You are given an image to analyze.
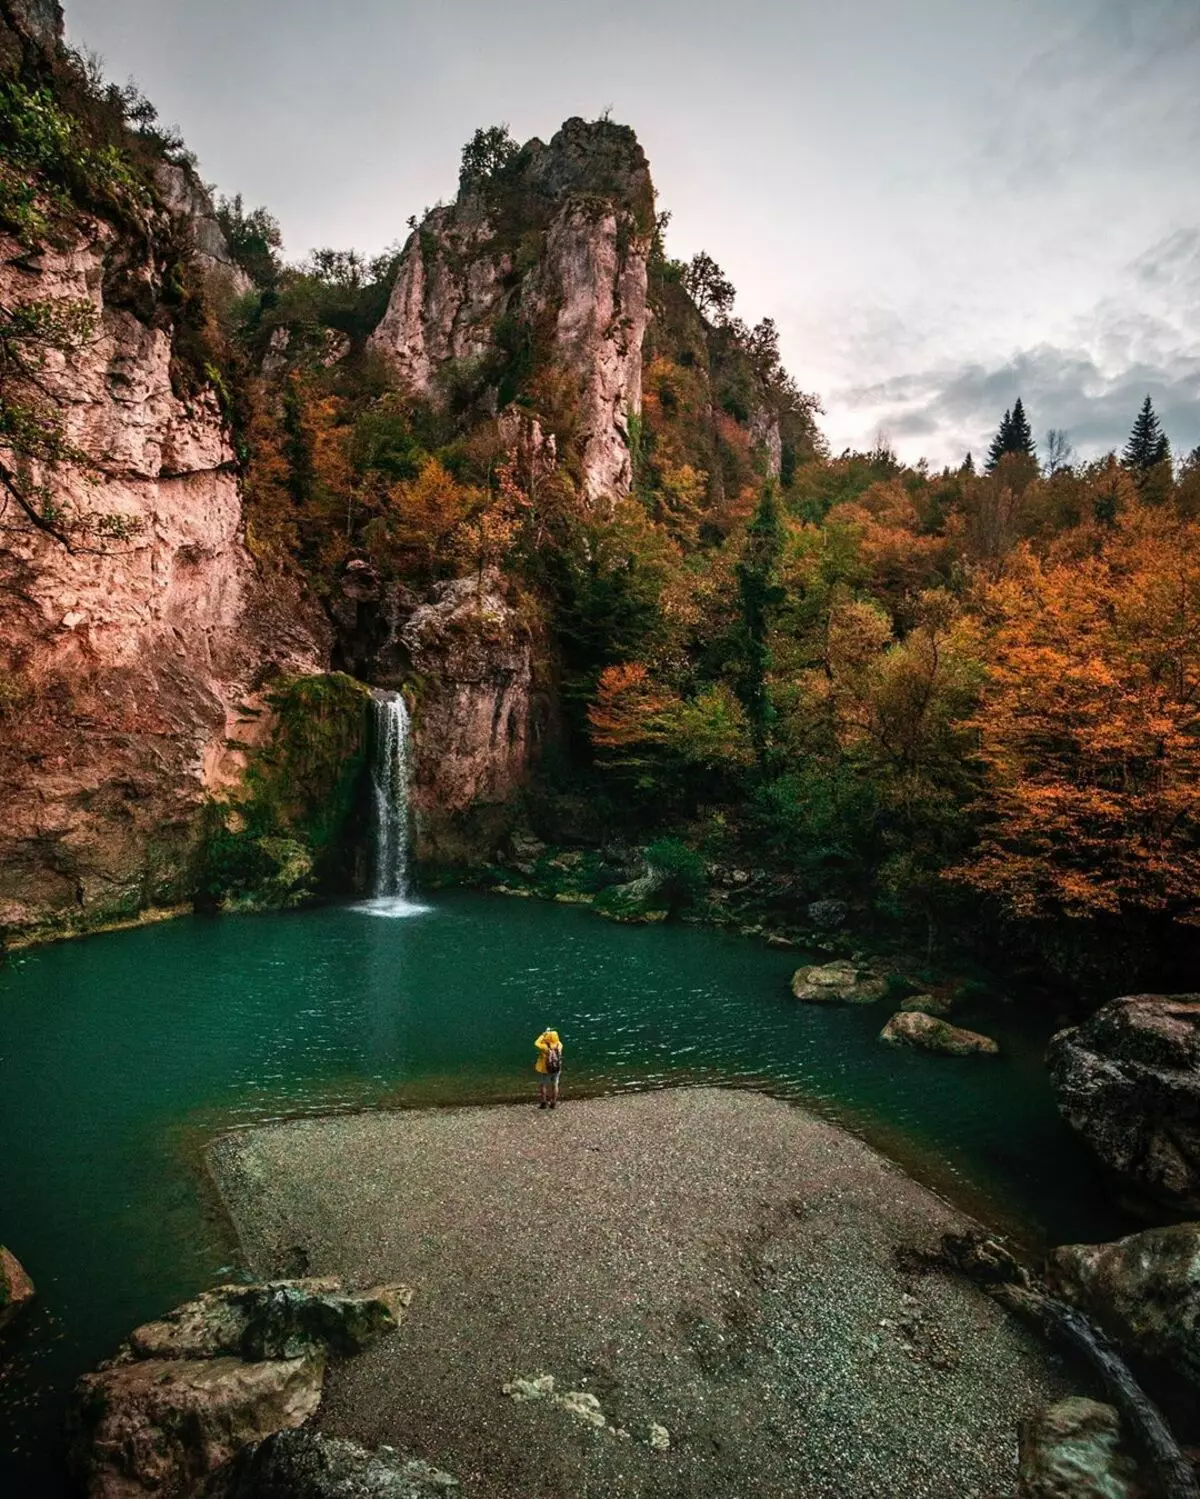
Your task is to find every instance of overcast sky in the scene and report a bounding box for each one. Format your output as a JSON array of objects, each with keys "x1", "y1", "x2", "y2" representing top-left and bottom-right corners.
[{"x1": 67, "y1": 0, "x2": 1200, "y2": 467}]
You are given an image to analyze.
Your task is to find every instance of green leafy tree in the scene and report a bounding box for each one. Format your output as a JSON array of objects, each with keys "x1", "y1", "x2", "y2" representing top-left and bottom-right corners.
[
  {"x1": 682, "y1": 251, "x2": 736, "y2": 321},
  {"x1": 458, "y1": 125, "x2": 519, "y2": 190},
  {"x1": 215, "y1": 194, "x2": 282, "y2": 287},
  {"x1": 734, "y1": 482, "x2": 786, "y2": 755}
]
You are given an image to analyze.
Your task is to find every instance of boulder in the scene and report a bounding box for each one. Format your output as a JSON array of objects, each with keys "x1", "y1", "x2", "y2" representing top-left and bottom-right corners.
[
  {"x1": 1044, "y1": 1222, "x2": 1200, "y2": 1397},
  {"x1": 880, "y1": 1010, "x2": 999, "y2": 1056},
  {"x1": 74, "y1": 1353, "x2": 325, "y2": 1499},
  {"x1": 806, "y1": 898, "x2": 849, "y2": 930},
  {"x1": 791, "y1": 960, "x2": 885, "y2": 1004},
  {"x1": 128, "y1": 1279, "x2": 412, "y2": 1362},
  {"x1": 1017, "y1": 1397, "x2": 1147, "y2": 1498},
  {"x1": 201, "y1": 1429, "x2": 458, "y2": 1498},
  {"x1": 899, "y1": 992, "x2": 953, "y2": 1017},
  {"x1": 73, "y1": 1279, "x2": 411, "y2": 1498},
  {"x1": 0, "y1": 1244, "x2": 35, "y2": 1332},
  {"x1": 1046, "y1": 994, "x2": 1200, "y2": 1216}
]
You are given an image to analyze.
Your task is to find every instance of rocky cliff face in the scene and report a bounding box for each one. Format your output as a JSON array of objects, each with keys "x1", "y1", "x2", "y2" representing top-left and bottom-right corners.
[
  {"x1": 329, "y1": 566, "x2": 549, "y2": 862},
  {"x1": 0, "y1": 218, "x2": 328, "y2": 940},
  {"x1": 0, "y1": 9, "x2": 329, "y2": 942},
  {"x1": 369, "y1": 118, "x2": 654, "y2": 510}
]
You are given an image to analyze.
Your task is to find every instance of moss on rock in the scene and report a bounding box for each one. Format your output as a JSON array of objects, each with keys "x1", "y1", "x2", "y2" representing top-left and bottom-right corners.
[{"x1": 195, "y1": 673, "x2": 371, "y2": 911}]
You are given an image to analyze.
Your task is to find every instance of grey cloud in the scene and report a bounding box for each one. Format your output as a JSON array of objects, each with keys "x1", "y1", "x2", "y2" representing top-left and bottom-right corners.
[{"x1": 837, "y1": 342, "x2": 1200, "y2": 462}]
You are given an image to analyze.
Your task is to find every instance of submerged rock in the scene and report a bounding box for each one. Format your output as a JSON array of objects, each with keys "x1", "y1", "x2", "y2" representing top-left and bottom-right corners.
[
  {"x1": 0, "y1": 1245, "x2": 35, "y2": 1333},
  {"x1": 74, "y1": 1353, "x2": 325, "y2": 1499},
  {"x1": 1017, "y1": 1397, "x2": 1146, "y2": 1498},
  {"x1": 1045, "y1": 1222, "x2": 1200, "y2": 1398},
  {"x1": 899, "y1": 992, "x2": 953, "y2": 1017},
  {"x1": 201, "y1": 1429, "x2": 458, "y2": 1498},
  {"x1": 1046, "y1": 994, "x2": 1200, "y2": 1216},
  {"x1": 880, "y1": 1010, "x2": 999, "y2": 1056},
  {"x1": 791, "y1": 960, "x2": 885, "y2": 1004}
]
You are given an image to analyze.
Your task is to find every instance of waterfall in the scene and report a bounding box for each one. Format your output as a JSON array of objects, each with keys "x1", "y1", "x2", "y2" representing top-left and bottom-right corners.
[{"x1": 361, "y1": 690, "x2": 425, "y2": 915}]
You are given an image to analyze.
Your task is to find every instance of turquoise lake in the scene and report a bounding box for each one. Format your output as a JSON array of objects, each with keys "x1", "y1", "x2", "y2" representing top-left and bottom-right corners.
[{"x1": 0, "y1": 892, "x2": 1127, "y2": 1494}]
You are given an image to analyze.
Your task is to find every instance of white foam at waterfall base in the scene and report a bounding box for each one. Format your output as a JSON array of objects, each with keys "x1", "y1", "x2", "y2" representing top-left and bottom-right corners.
[{"x1": 353, "y1": 691, "x2": 430, "y2": 919}]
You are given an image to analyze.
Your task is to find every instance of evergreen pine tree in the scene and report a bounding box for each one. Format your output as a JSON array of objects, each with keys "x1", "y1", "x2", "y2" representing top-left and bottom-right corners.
[
  {"x1": 985, "y1": 400, "x2": 1036, "y2": 471},
  {"x1": 985, "y1": 410, "x2": 1012, "y2": 472},
  {"x1": 1008, "y1": 398, "x2": 1035, "y2": 458},
  {"x1": 1122, "y1": 395, "x2": 1171, "y2": 475}
]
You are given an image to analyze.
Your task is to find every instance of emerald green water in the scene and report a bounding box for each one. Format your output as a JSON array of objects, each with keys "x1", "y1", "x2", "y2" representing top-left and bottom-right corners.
[{"x1": 0, "y1": 892, "x2": 1125, "y2": 1494}]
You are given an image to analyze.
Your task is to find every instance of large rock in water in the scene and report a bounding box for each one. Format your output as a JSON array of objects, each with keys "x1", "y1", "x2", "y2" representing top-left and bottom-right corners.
[
  {"x1": 73, "y1": 1279, "x2": 410, "y2": 1499},
  {"x1": 1046, "y1": 994, "x2": 1200, "y2": 1216},
  {"x1": 0, "y1": 1244, "x2": 35, "y2": 1331},
  {"x1": 201, "y1": 1429, "x2": 459, "y2": 1498},
  {"x1": 1044, "y1": 1222, "x2": 1200, "y2": 1398},
  {"x1": 74, "y1": 1353, "x2": 325, "y2": 1499},
  {"x1": 1017, "y1": 1398, "x2": 1147, "y2": 1498},
  {"x1": 790, "y1": 960, "x2": 885, "y2": 1004},
  {"x1": 880, "y1": 1010, "x2": 999, "y2": 1056}
]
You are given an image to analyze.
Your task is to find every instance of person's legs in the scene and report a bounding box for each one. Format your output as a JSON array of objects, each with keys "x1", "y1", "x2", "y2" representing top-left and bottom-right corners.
[
  {"x1": 549, "y1": 1073, "x2": 560, "y2": 1108},
  {"x1": 538, "y1": 1078, "x2": 548, "y2": 1108}
]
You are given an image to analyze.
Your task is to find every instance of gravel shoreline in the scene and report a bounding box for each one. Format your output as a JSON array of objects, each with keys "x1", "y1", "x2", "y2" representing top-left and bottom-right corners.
[{"x1": 208, "y1": 1087, "x2": 1072, "y2": 1498}]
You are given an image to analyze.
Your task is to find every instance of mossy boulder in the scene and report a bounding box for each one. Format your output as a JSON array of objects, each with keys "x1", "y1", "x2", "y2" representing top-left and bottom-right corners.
[
  {"x1": 791, "y1": 960, "x2": 885, "y2": 1005},
  {"x1": 1045, "y1": 1222, "x2": 1200, "y2": 1399},
  {"x1": 1017, "y1": 1397, "x2": 1146, "y2": 1498},
  {"x1": 195, "y1": 673, "x2": 371, "y2": 910},
  {"x1": 880, "y1": 1010, "x2": 999, "y2": 1056},
  {"x1": 127, "y1": 1279, "x2": 413, "y2": 1363},
  {"x1": 202, "y1": 1428, "x2": 459, "y2": 1497}
]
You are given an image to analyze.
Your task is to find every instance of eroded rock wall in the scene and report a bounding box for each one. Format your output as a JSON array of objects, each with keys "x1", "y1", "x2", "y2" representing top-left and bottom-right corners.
[
  {"x1": 0, "y1": 217, "x2": 328, "y2": 942},
  {"x1": 400, "y1": 572, "x2": 549, "y2": 861},
  {"x1": 369, "y1": 118, "x2": 653, "y2": 510}
]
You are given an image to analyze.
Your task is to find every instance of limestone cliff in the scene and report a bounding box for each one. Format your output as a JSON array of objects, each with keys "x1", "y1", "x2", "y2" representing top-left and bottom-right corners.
[
  {"x1": 369, "y1": 118, "x2": 654, "y2": 510},
  {"x1": 0, "y1": 6, "x2": 328, "y2": 941},
  {"x1": 0, "y1": 226, "x2": 328, "y2": 940},
  {"x1": 328, "y1": 561, "x2": 548, "y2": 862}
]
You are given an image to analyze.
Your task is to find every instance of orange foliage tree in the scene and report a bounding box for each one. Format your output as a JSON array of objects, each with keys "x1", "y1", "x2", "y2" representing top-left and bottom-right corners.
[{"x1": 958, "y1": 504, "x2": 1200, "y2": 924}]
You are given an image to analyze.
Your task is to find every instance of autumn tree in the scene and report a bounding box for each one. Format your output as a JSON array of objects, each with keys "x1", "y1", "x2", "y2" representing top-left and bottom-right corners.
[
  {"x1": 733, "y1": 482, "x2": 785, "y2": 754},
  {"x1": 958, "y1": 504, "x2": 1200, "y2": 926}
]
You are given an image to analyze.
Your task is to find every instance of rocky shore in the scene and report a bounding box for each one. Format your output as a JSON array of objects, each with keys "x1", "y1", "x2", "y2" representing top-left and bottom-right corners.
[{"x1": 209, "y1": 1089, "x2": 1073, "y2": 1499}]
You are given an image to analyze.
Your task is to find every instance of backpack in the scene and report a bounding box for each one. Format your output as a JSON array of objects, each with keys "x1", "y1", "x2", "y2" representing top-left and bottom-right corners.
[{"x1": 545, "y1": 1043, "x2": 562, "y2": 1075}]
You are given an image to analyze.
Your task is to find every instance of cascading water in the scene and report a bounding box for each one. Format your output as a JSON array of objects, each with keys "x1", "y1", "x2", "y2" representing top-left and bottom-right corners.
[{"x1": 360, "y1": 690, "x2": 426, "y2": 916}]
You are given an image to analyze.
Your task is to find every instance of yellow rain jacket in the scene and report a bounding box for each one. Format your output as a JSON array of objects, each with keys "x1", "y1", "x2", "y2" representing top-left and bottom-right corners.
[{"x1": 534, "y1": 1029, "x2": 562, "y2": 1074}]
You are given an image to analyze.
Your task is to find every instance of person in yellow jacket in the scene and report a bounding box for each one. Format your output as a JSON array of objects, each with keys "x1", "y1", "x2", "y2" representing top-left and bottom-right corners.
[{"x1": 534, "y1": 1027, "x2": 563, "y2": 1109}]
